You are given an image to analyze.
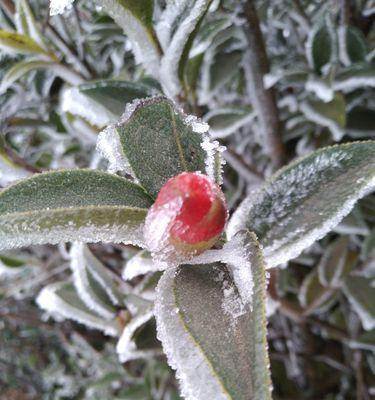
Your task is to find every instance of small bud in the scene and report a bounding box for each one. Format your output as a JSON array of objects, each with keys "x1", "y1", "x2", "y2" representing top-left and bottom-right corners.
[{"x1": 144, "y1": 172, "x2": 227, "y2": 265}]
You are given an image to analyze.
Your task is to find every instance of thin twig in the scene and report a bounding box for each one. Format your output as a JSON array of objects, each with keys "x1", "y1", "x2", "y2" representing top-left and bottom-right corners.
[
  {"x1": 223, "y1": 149, "x2": 263, "y2": 184},
  {"x1": 242, "y1": 1, "x2": 286, "y2": 170}
]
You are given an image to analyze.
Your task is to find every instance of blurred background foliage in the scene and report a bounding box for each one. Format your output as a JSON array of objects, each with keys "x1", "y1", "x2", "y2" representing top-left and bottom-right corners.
[{"x1": 0, "y1": 0, "x2": 374, "y2": 399}]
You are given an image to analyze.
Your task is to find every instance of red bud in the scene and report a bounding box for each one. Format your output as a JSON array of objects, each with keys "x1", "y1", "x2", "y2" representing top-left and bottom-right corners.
[{"x1": 144, "y1": 172, "x2": 227, "y2": 264}]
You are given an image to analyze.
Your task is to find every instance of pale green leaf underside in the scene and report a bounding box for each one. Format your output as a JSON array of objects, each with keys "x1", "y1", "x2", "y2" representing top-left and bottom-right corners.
[
  {"x1": 0, "y1": 169, "x2": 153, "y2": 250},
  {"x1": 227, "y1": 142, "x2": 375, "y2": 268},
  {"x1": 37, "y1": 281, "x2": 120, "y2": 336},
  {"x1": 155, "y1": 231, "x2": 271, "y2": 400},
  {"x1": 116, "y1": 97, "x2": 207, "y2": 198}
]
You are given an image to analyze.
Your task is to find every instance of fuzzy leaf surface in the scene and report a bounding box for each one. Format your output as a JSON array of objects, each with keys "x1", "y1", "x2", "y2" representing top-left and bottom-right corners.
[{"x1": 228, "y1": 142, "x2": 375, "y2": 268}]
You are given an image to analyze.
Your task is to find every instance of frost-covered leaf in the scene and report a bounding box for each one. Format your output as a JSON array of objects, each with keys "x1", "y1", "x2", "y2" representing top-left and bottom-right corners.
[
  {"x1": 108, "y1": 97, "x2": 211, "y2": 198},
  {"x1": 342, "y1": 26, "x2": 367, "y2": 64},
  {"x1": 0, "y1": 60, "x2": 82, "y2": 94},
  {"x1": 333, "y1": 66, "x2": 375, "y2": 92},
  {"x1": 16, "y1": 0, "x2": 48, "y2": 49},
  {"x1": 300, "y1": 93, "x2": 346, "y2": 141},
  {"x1": 96, "y1": 0, "x2": 160, "y2": 76},
  {"x1": 123, "y1": 250, "x2": 161, "y2": 280},
  {"x1": 78, "y1": 80, "x2": 157, "y2": 116},
  {"x1": 50, "y1": 0, "x2": 74, "y2": 15},
  {"x1": 37, "y1": 281, "x2": 121, "y2": 336},
  {"x1": 208, "y1": 50, "x2": 242, "y2": 93},
  {"x1": 306, "y1": 20, "x2": 335, "y2": 73},
  {"x1": 116, "y1": 310, "x2": 157, "y2": 363},
  {"x1": 343, "y1": 274, "x2": 375, "y2": 331},
  {"x1": 0, "y1": 30, "x2": 51, "y2": 56},
  {"x1": 159, "y1": 0, "x2": 213, "y2": 97},
  {"x1": 204, "y1": 106, "x2": 254, "y2": 138},
  {"x1": 61, "y1": 87, "x2": 119, "y2": 127},
  {"x1": 299, "y1": 269, "x2": 336, "y2": 312},
  {"x1": 155, "y1": 231, "x2": 271, "y2": 400},
  {"x1": 318, "y1": 236, "x2": 350, "y2": 288},
  {"x1": 227, "y1": 142, "x2": 375, "y2": 268},
  {"x1": 0, "y1": 169, "x2": 153, "y2": 250},
  {"x1": 70, "y1": 243, "x2": 120, "y2": 319}
]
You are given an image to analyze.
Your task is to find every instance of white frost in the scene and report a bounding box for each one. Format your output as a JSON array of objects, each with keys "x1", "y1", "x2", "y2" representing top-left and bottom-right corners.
[
  {"x1": 70, "y1": 242, "x2": 117, "y2": 319},
  {"x1": 50, "y1": 0, "x2": 74, "y2": 15},
  {"x1": 123, "y1": 250, "x2": 163, "y2": 281},
  {"x1": 61, "y1": 87, "x2": 117, "y2": 127},
  {"x1": 116, "y1": 310, "x2": 157, "y2": 363}
]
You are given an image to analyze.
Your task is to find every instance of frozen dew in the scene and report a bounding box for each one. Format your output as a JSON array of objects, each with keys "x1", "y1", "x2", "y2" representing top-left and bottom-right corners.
[
  {"x1": 0, "y1": 209, "x2": 147, "y2": 251},
  {"x1": 50, "y1": 0, "x2": 74, "y2": 15},
  {"x1": 123, "y1": 250, "x2": 163, "y2": 281},
  {"x1": 184, "y1": 114, "x2": 210, "y2": 133},
  {"x1": 144, "y1": 197, "x2": 186, "y2": 270},
  {"x1": 96, "y1": 125, "x2": 133, "y2": 175},
  {"x1": 200, "y1": 135, "x2": 226, "y2": 185}
]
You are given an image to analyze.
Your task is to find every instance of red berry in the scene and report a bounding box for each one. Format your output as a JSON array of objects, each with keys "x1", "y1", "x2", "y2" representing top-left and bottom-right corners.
[{"x1": 144, "y1": 172, "x2": 227, "y2": 263}]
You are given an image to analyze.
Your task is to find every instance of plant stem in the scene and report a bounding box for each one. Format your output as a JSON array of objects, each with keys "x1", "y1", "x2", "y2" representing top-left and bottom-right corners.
[{"x1": 242, "y1": 1, "x2": 285, "y2": 170}]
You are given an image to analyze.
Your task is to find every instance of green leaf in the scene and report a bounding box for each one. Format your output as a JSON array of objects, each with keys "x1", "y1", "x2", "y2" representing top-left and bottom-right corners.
[
  {"x1": 333, "y1": 66, "x2": 375, "y2": 92},
  {"x1": 343, "y1": 274, "x2": 375, "y2": 331},
  {"x1": 318, "y1": 236, "x2": 350, "y2": 288},
  {"x1": 79, "y1": 80, "x2": 156, "y2": 116},
  {"x1": 227, "y1": 142, "x2": 375, "y2": 268},
  {"x1": 15, "y1": 0, "x2": 49, "y2": 51},
  {"x1": 155, "y1": 231, "x2": 271, "y2": 400},
  {"x1": 95, "y1": 0, "x2": 160, "y2": 74},
  {"x1": 0, "y1": 169, "x2": 153, "y2": 250},
  {"x1": 307, "y1": 20, "x2": 335, "y2": 73},
  {"x1": 299, "y1": 269, "x2": 336, "y2": 313},
  {"x1": 204, "y1": 106, "x2": 254, "y2": 138},
  {"x1": 300, "y1": 93, "x2": 346, "y2": 141},
  {"x1": 0, "y1": 30, "x2": 51, "y2": 56},
  {"x1": 0, "y1": 60, "x2": 82, "y2": 93},
  {"x1": 345, "y1": 26, "x2": 367, "y2": 63},
  {"x1": 70, "y1": 243, "x2": 120, "y2": 319},
  {"x1": 114, "y1": 97, "x2": 208, "y2": 198},
  {"x1": 209, "y1": 50, "x2": 242, "y2": 93},
  {"x1": 347, "y1": 108, "x2": 375, "y2": 138},
  {"x1": 159, "y1": 0, "x2": 213, "y2": 97},
  {"x1": 37, "y1": 281, "x2": 121, "y2": 336}
]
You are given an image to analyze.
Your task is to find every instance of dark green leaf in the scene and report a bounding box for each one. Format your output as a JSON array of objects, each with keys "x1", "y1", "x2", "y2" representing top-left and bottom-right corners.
[
  {"x1": 155, "y1": 231, "x2": 271, "y2": 400},
  {"x1": 115, "y1": 97, "x2": 207, "y2": 198}
]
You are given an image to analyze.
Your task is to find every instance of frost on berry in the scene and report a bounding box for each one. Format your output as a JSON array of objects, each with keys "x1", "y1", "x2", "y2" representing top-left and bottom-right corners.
[{"x1": 144, "y1": 172, "x2": 228, "y2": 268}]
